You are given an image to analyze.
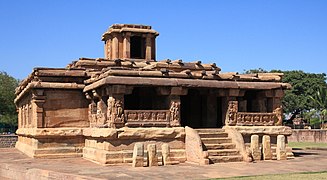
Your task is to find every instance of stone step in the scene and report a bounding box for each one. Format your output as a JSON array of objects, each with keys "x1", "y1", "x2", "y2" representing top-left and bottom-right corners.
[
  {"x1": 209, "y1": 155, "x2": 243, "y2": 163},
  {"x1": 123, "y1": 156, "x2": 186, "y2": 164},
  {"x1": 34, "y1": 147, "x2": 82, "y2": 155},
  {"x1": 201, "y1": 137, "x2": 232, "y2": 144},
  {"x1": 198, "y1": 132, "x2": 229, "y2": 138},
  {"x1": 196, "y1": 129, "x2": 225, "y2": 134},
  {"x1": 204, "y1": 143, "x2": 236, "y2": 150},
  {"x1": 35, "y1": 153, "x2": 82, "y2": 159},
  {"x1": 207, "y1": 149, "x2": 239, "y2": 156}
]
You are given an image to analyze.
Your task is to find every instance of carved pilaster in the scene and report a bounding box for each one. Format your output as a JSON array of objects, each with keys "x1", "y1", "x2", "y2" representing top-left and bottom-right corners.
[
  {"x1": 107, "y1": 94, "x2": 125, "y2": 128},
  {"x1": 123, "y1": 32, "x2": 131, "y2": 59},
  {"x1": 169, "y1": 96, "x2": 181, "y2": 127},
  {"x1": 145, "y1": 34, "x2": 152, "y2": 60},
  {"x1": 225, "y1": 101, "x2": 238, "y2": 126},
  {"x1": 96, "y1": 97, "x2": 108, "y2": 127},
  {"x1": 31, "y1": 90, "x2": 45, "y2": 128}
]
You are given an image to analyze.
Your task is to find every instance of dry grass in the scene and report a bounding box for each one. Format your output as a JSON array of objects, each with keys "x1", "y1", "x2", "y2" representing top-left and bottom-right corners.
[{"x1": 215, "y1": 171, "x2": 327, "y2": 180}]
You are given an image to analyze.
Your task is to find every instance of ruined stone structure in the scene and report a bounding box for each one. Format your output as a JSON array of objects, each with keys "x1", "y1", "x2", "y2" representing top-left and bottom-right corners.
[{"x1": 15, "y1": 24, "x2": 293, "y2": 166}]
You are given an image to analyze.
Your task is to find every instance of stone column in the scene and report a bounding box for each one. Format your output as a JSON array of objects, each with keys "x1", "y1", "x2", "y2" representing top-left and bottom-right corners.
[
  {"x1": 262, "y1": 135, "x2": 272, "y2": 160},
  {"x1": 132, "y1": 142, "x2": 144, "y2": 167},
  {"x1": 112, "y1": 36, "x2": 119, "y2": 59},
  {"x1": 250, "y1": 135, "x2": 261, "y2": 161},
  {"x1": 205, "y1": 94, "x2": 217, "y2": 127},
  {"x1": 257, "y1": 99, "x2": 267, "y2": 112},
  {"x1": 123, "y1": 32, "x2": 131, "y2": 59},
  {"x1": 277, "y1": 135, "x2": 287, "y2": 160},
  {"x1": 105, "y1": 39, "x2": 112, "y2": 59},
  {"x1": 145, "y1": 34, "x2": 152, "y2": 60}
]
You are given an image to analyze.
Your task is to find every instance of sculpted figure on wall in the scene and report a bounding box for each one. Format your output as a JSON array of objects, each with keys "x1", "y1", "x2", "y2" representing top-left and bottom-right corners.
[
  {"x1": 107, "y1": 96, "x2": 125, "y2": 128},
  {"x1": 273, "y1": 106, "x2": 283, "y2": 126},
  {"x1": 226, "y1": 101, "x2": 238, "y2": 125},
  {"x1": 169, "y1": 101, "x2": 181, "y2": 127}
]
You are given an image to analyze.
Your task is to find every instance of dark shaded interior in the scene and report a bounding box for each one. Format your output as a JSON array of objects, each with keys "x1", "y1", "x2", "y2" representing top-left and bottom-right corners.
[
  {"x1": 124, "y1": 87, "x2": 169, "y2": 110},
  {"x1": 130, "y1": 36, "x2": 145, "y2": 59},
  {"x1": 181, "y1": 89, "x2": 223, "y2": 128}
]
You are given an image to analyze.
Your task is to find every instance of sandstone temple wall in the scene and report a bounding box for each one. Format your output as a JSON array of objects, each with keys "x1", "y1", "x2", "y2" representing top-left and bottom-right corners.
[
  {"x1": 43, "y1": 89, "x2": 89, "y2": 128},
  {"x1": 288, "y1": 129, "x2": 327, "y2": 143}
]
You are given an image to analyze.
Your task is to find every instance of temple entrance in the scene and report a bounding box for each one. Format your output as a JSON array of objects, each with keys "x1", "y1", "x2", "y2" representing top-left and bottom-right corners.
[{"x1": 180, "y1": 89, "x2": 223, "y2": 128}]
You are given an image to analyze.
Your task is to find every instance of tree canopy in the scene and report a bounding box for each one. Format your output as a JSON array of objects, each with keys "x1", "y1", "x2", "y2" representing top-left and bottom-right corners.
[{"x1": 0, "y1": 71, "x2": 19, "y2": 132}]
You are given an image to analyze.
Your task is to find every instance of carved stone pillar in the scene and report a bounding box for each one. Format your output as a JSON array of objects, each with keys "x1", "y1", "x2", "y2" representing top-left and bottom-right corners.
[
  {"x1": 145, "y1": 34, "x2": 152, "y2": 60},
  {"x1": 107, "y1": 94, "x2": 125, "y2": 128},
  {"x1": 123, "y1": 32, "x2": 131, "y2": 59},
  {"x1": 257, "y1": 99, "x2": 267, "y2": 112},
  {"x1": 225, "y1": 101, "x2": 238, "y2": 126},
  {"x1": 169, "y1": 95, "x2": 181, "y2": 127},
  {"x1": 96, "y1": 97, "x2": 108, "y2": 126}
]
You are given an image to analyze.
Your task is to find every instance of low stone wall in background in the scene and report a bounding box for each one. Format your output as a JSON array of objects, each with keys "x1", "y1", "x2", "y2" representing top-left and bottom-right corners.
[
  {"x1": 0, "y1": 135, "x2": 18, "y2": 148},
  {"x1": 288, "y1": 129, "x2": 327, "y2": 143}
]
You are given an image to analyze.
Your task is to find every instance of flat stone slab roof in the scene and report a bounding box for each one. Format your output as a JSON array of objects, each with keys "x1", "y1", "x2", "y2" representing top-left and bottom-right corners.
[{"x1": 1, "y1": 148, "x2": 327, "y2": 179}]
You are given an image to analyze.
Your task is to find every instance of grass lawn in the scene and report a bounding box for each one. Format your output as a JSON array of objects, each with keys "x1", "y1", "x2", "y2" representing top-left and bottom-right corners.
[
  {"x1": 215, "y1": 171, "x2": 327, "y2": 180},
  {"x1": 288, "y1": 142, "x2": 327, "y2": 149}
]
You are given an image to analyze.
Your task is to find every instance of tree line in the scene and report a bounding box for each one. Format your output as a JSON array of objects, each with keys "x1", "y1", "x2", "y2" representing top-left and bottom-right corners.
[{"x1": 0, "y1": 69, "x2": 326, "y2": 132}]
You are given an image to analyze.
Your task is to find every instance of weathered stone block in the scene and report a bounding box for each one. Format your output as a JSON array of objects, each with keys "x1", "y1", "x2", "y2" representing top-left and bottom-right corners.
[
  {"x1": 277, "y1": 135, "x2": 287, "y2": 160},
  {"x1": 262, "y1": 135, "x2": 272, "y2": 160},
  {"x1": 147, "y1": 144, "x2": 158, "y2": 167},
  {"x1": 161, "y1": 143, "x2": 170, "y2": 165},
  {"x1": 250, "y1": 135, "x2": 261, "y2": 161},
  {"x1": 132, "y1": 142, "x2": 144, "y2": 167}
]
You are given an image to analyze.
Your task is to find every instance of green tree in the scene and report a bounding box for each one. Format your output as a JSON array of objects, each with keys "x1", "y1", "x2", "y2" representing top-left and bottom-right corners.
[
  {"x1": 0, "y1": 72, "x2": 19, "y2": 133},
  {"x1": 309, "y1": 86, "x2": 327, "y2": 128}
]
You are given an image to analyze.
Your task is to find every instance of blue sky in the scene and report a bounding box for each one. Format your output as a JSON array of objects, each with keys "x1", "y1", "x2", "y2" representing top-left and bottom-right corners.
[{"x1": 0, "y1": 0, "x2": 326, "y2": 80}]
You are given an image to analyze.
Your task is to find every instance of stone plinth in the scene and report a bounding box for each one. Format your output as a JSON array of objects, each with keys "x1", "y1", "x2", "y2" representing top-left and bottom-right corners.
[
  {"x1": 277, "y1": 135, "x2": 287, "y2": 160},
  {"x1": 82, "y1": 127, "x2": 186, "y2": 165},
  {"x1": 262, "y1": 135, "x2": 272, "y2": 160},
  {"x1": 147, "y1": 144, "x2": 158, "y2": 166},
  {"x1": 250, "y1": 135, "x2": 261, "y2": 161},
  {"x1": 132, "y1": 142, "x2": 144, "y2": 167}
]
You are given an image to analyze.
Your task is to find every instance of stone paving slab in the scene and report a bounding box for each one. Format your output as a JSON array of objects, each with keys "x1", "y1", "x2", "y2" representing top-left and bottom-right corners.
[{"x1": 0, "y1": 148, "x2": 327, "y2": 179}]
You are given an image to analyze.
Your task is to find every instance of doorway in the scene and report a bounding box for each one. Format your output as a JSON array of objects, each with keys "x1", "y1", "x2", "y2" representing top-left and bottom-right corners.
[{"x1": 180, "y1": 89, "x2": 223, "y2": 128}]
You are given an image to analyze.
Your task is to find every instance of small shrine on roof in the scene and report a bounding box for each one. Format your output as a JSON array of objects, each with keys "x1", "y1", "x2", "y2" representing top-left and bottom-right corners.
[{"x1": 14, "y1": 24, "x2": 293, "y2": 166}]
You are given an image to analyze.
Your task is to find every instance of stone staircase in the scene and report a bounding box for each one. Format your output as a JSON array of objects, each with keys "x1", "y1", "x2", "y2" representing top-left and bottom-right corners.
[{"x1": 197, "y1": 129, "x2": 243, "y2": 163}]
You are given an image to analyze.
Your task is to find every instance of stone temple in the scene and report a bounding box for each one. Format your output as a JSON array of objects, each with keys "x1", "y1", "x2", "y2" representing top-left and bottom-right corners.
[{"x1": 14, "y1": 24, "x2": 293, "y2": 166}]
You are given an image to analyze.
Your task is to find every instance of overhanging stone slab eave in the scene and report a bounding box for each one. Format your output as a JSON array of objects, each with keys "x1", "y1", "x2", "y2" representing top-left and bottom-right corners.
[
  {"x1": 15, "y1": 82, "x2": 85, "y2": 104},
  {"x1": 83, "y1": 76, "x2": 286, "y2": 92}
]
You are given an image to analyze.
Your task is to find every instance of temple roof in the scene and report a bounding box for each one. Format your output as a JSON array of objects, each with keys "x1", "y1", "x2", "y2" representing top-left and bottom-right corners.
[{"x1": 102, "y1": 24, "x2": 159, "y2": 41}]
